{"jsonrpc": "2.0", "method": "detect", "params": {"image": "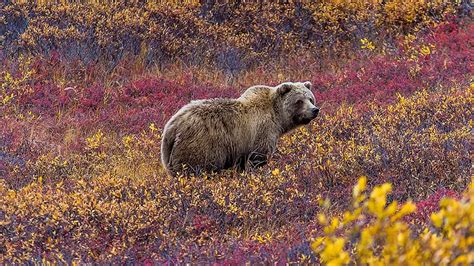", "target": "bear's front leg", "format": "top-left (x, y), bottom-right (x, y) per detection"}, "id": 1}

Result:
top-left (248, 152), bottom-right (268, 168)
